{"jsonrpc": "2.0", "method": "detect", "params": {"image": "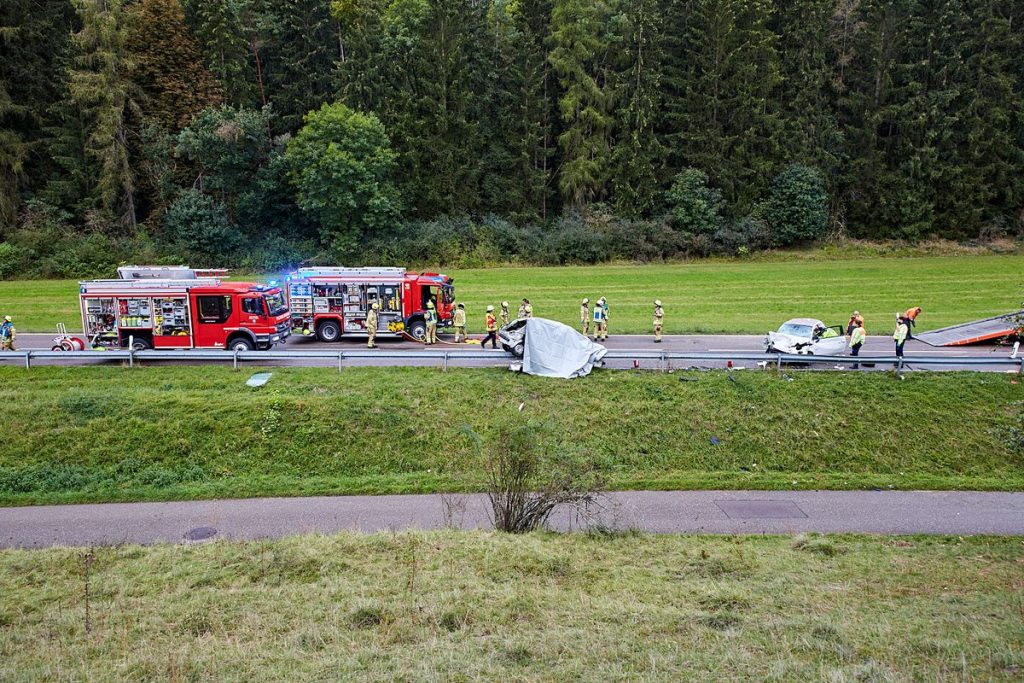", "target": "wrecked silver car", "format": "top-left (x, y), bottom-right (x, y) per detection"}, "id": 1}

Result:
top-left (765, 318), bottom-right (847, 355)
